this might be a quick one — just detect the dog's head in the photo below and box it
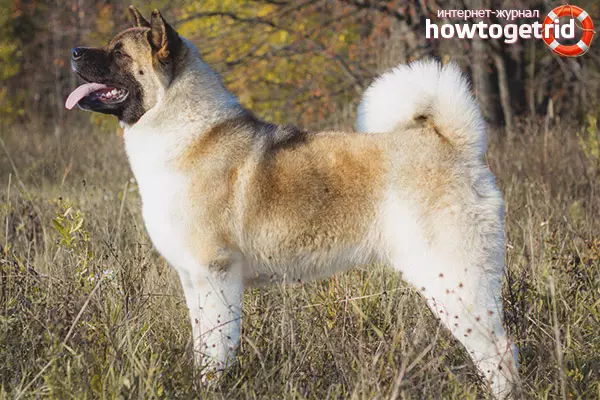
[66,6,185,125]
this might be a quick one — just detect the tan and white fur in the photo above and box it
[68,7,519,397]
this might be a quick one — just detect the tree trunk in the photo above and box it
[471,37,502,126]
[492,51,514,136]
[526,38,536,120]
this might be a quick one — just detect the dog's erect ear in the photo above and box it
[128,6,150,28]
[150,9,182,62]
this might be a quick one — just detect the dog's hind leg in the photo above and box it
[178,255,244,382]
[418,257,518,397]
[385,206,518,397]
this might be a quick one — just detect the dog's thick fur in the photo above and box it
[67,7,519,397]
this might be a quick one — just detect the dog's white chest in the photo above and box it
[139,173,189,269]
[125,132,196,273]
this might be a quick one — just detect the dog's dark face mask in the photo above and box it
[66,6,184,125]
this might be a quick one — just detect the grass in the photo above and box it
[1,117,599,399]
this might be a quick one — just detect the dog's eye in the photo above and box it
[113,49,130,59]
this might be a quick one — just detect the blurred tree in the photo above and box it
[0,0,24,122]
[0,0,598,132]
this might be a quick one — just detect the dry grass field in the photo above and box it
[1,117,599,399]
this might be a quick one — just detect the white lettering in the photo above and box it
[544,22,555,39]
[477,21,489,39]
[489,24,503,38]
[519,24,532,39]
[441,24,455,38]
[426,18,439,39]
[425,10,575,45]
[455,23,478,39]
[504,24,518,43]
[496,10,508,19]
[532,21,543,39]
[561,19,575,39]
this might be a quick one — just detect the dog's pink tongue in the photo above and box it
[65,83,108,110]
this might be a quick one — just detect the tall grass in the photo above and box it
[1,118,599,399]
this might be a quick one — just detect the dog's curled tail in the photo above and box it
[357,59,486,157]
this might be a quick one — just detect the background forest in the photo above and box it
[1,0,600,398]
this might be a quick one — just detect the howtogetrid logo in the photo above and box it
[427,4,595,57]
[543,5,594,57]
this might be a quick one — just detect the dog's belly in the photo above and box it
[243,241,378,285]
[239,203,383,285]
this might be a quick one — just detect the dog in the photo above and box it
[66,6,519,397]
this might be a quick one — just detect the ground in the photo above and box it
[1,120,599,399]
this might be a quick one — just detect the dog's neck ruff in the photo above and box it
[123,39,246,177]
[124,39,244,139]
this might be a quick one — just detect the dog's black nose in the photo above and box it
[71,47,84,60]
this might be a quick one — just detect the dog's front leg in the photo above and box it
[178,257,243,381]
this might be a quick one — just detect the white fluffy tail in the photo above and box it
[357,59,486,157]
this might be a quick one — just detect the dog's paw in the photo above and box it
[200,368,222,387]
[198,359,228,387]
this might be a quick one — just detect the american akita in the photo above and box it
[66,6,519,397]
